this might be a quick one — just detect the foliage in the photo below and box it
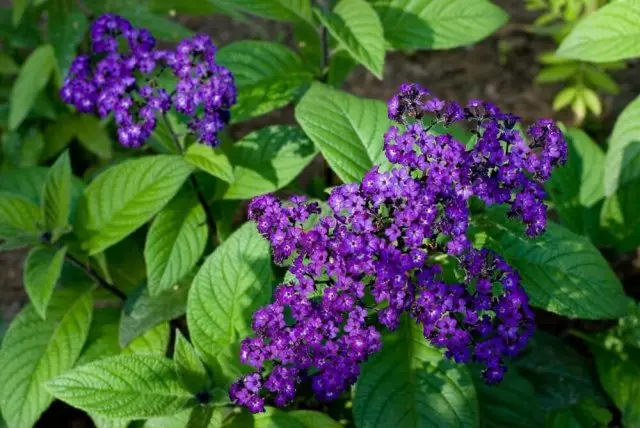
[0,0,637,427]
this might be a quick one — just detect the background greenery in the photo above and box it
[0,0,639,427]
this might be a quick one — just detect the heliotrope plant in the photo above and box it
[229,84,567,412]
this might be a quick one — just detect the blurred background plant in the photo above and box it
[526,0,624,124]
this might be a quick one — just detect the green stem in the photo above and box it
[161,114,218,247]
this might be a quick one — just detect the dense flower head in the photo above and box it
[230,84,566,412]
[60,14,236,148]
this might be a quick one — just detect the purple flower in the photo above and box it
[230,84,566,412]
[60,14,236,148]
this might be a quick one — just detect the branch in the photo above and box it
[64,251,127,301]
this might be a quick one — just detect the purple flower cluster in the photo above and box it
[229,84,567,413]
[60,14,236,147]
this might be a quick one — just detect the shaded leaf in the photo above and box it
[24,246,67,319]
[185,144,234,183]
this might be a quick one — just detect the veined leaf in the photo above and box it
[145,192,207,296]
[316,0,385,79]
[41,150,73,240]
[9,45,56,131]
[354,318,478,427]
[557,0,640,62]
[478,208,630,319]
[0,192,41,239]
[187,222,273,376]
[122,322,170,356]
[184,144,234,183]
[604,95,640,196]
[370,0,508,51]
[221,125,317,200]
[0,289,93,428]
[24,246,67,319]
[217,41,314,123]
[217,0,313,23]
[173,332,210,394]
[76,155,193,255]
[295,82,391,183]
[48,355,194,419]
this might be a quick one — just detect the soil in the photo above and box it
[1,0,639,425]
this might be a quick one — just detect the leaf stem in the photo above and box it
[161,114,218,247]
[64,250,127,301]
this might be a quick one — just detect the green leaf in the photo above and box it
[553,86,577,110]
[122,322,170,356]
[117,5,194,41]
[221,125,317,200]
[557,0,640,62]
[41,150,73,239]
[583,68,619,94]
[217,41,314,123]
[48,0,88,78]
[48,355,194,419]
[327,50,357,88]
[582,88,602,116]
[75,115,113,159]
[0,167,49,204]
[371,0,508,51]
[184,144,234,183]
[604,95,640,196]
[545,399,613,428]
[0,289,93,428]
[354,318,478,428]
[288,410,342,428]
[187,222,273,377]
[0,192,41,239]
[315,0,385,79]
[252,407,307,428]
[218,0,313,23]
[19,128,46,167]
[535,64,578,83]
[590,337,640,427]
[473,368,543,427]
[295,82,391,183]
[12,0,29,26]
[544,128,606,240]
[77,308,121,366]
[600,175,640,251]
[0,53,19,75]
[515,332,604,410]
[120,281,190,347]
[478,208,630,319]
[173,331,210,394]
[145,192,207,296]
[42,113,78,162]
[24,246,67,319]
[9,45,55,131]
[76,155,193,255]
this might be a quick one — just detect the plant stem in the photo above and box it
[161,114,218,246]
[317,0,330,82]
[64,251,127,301]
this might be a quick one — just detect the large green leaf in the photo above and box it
[221,125,317,200]
[41,150,73,240]
[289,410,342,428]
[145,192,207,296]
[514,332,603,410]
[0,289,93,428]
[48,0,88,78]
[218,0,313,23]
[557,0,640,63]
[24,246,67,319]
[184,144,234,183]
[370,0,508,51]
[354,318,478,428]
[590,336,640,427]
[217,41,314,123]
[295,83,391,183]
[120,281,190,347]
[187,222,273,376]
[173,332,211,394]
[76,155,193,255]
[473,369,543,427]
[0,192,41,239]
[604,95,640,196]
[316,0,385,79]
[48,355,194,419]
[9,45,56,131]
[478,209,630,319]
[544,129,605,240]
